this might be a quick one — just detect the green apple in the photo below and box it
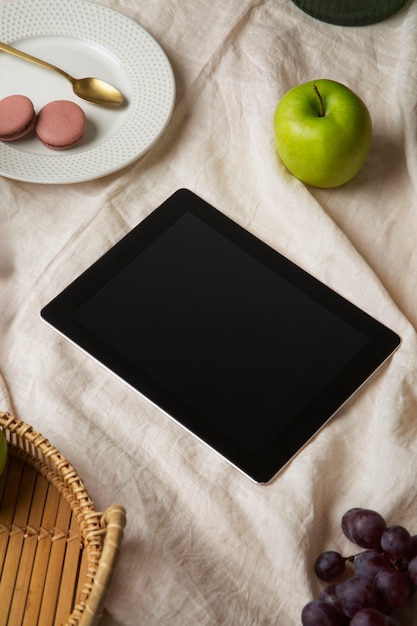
[0,427,7,476]
[273,79,372,188]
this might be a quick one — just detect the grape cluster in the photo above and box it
[301,508,417,626]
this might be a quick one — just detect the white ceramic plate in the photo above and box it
[0,0,176,183]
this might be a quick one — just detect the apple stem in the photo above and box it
[313,84,325,117]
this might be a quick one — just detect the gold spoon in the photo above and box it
[0,41,124,107]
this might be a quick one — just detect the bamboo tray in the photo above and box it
[0,411,126,626]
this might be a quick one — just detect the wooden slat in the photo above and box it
[0,457,23,571]
[0,463,36,626]
[22,482,61,626]
[8,472,49,625]
[37,496,72,626]
[54,513,83,625]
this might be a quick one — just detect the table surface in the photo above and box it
[1,0,417,624]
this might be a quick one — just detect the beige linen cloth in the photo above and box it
[2,0,417,624]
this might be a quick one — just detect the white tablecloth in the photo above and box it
[1,0,417,623]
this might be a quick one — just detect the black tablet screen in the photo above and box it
[74,211,368,452]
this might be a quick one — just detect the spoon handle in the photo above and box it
[0,41,71,81]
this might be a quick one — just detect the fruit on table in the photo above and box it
[0,427,7,475]
[314,550,346,581]
[301,508,416,625]
[273,79,372,188]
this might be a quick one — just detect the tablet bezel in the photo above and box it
[41,189,401,483]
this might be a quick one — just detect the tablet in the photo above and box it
[41,189,401,483]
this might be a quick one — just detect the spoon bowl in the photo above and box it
[71,76,124,107]
[0,41,124,107]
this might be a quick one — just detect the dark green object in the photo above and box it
[291,0,410,26]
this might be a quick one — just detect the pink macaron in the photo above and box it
[0,94,36,141]
[35,100,87,150]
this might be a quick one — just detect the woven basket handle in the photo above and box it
[80,504,127,626]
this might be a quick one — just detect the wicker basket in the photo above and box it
[0,411,126,626]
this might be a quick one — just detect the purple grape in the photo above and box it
[350,607,388,626]
[354,551,389,583]
[318,585,347,622]
[341,508,364,542]
[341,509,386,550]
[319,584,342,608]
[301,599,345,626]
[407,554,417,585]
[337,576,377,618]
[407,534,417,560]
[374,567,409,609]
[315,551,346,581]
[380,525,411,559]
